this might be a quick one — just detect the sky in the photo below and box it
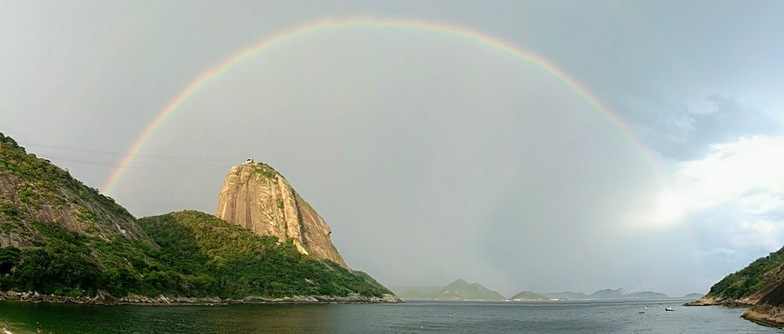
[2,0,784,297]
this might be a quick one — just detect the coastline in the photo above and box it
[742,305,784,329]
[684,296,784,329]
[683,296,755,307]
[0,290,402,306]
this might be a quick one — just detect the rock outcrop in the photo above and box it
[215,160,347,267]
[743,281,784,327]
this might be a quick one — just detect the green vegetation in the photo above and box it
[707,246,784,300]
[0,218,176,297]
[0,132,131,220]
[137,211,392,298]
[252,162,279,178]
[0,133,393,300]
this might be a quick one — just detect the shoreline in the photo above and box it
[742,305,784,329]
[684,296,784,329]
[0,290,402,306]
[682,296,755,307]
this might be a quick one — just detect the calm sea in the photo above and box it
[0,299,779,333]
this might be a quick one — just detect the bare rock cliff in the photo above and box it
[215,161,347,268]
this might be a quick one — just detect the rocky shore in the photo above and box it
[683,296,754,307]
[0,290,402,305]
[742,304,784,328]
[684,295,784,329]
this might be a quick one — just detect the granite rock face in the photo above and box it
[215,161,347,267]
[742,280,784,328]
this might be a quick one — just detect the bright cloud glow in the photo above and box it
[674,136,784,210]
[627,136,784,251]
[627,136,784,232]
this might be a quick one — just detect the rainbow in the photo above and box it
[102,16,653,195]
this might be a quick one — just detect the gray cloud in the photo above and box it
[638,96,779,160]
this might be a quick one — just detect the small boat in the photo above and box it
[665,307,675,311]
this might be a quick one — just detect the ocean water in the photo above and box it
[0,299,779,333]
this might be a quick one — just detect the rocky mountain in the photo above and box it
[215,161,346,267]
[510,291,548,301]
[0,133,396,302]
[390,279,505,301]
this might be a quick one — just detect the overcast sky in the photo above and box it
[2,0,783,297]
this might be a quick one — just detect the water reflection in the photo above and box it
[0,300,778,334]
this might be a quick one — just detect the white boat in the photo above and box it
[665,307,675,311]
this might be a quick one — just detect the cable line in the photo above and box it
[23,142,239,162]
[43,155,235,171]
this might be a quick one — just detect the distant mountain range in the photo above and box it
[390,279,505,301]
[392,280,701,301]
[542,289,703,300]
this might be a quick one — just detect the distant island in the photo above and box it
[391,279,691,302]
[390,279,505,301]
[539,288,695,301]
[509,291,548,301]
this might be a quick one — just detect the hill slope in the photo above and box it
[690,246,784,306]
[137,210,394,299]
[510,291,548,301]
[684,245,784,327]
[0,132,165,297]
